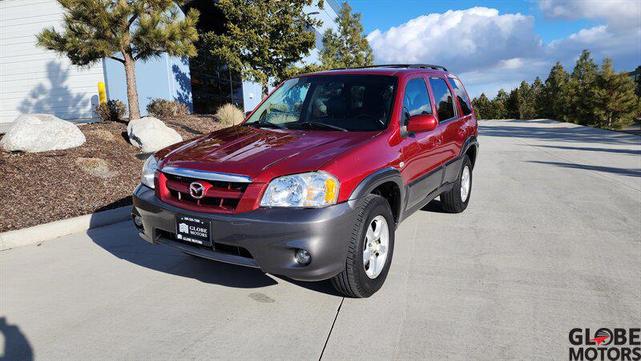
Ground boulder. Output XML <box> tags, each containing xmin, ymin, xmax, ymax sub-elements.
<box><xmin>127</xmin><ymin>116</ymin><xmax>182</xmax><ymax>153</ymax></box>
<box><xmin>0</xmin><ymin>114</ymin><xmax>86</xmax><ymax>153</ymax></box>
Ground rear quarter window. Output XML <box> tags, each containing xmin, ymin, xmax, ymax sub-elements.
<box><xmin>448</xmin><ymin>77</ymin><xmax>473</xmax><ymax>116</ymax></box>
<box><xmin>428</xmin><ymin>77</ymin><xmax>456</xmax><ymax>121</ymax></box>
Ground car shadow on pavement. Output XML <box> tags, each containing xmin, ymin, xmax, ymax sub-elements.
<box><xmin>87</xmin><ymin>222</ymin><xmax>343</xmax><ymax>296</ymax></box>
<box><xmin>275</xmin><ymin>277</ymin><xmax>344</xmax><ymax>297</ymax></box>
<box><xmin>420</xmin><ymin>199</ymin><xmax>449</xmax><ymax>213</ymax></box>
<box><xmin>87</xmin><ymin>223</ymin><xmax>279</xmax><ymax>289</ymax></box>
<box><xmin>0</xmin><ymin>317</ymin><xmax>33</xmax><ymax>361</ymax></box>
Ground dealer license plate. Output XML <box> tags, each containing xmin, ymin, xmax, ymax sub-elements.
<box><xmin>175</xmin><ymin>215</ymin><xmax>211</xmax><ymax>246</ymax></box>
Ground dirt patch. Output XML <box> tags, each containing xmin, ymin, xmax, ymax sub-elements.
<box><xmin>89</xmin><ymin>128</ymin><xmax>117</xmax><ymax>142</ymax></box>
<box><xmin>164</xmin><ymin>114</ymin><xmax>220</xmax><ymax>137</ymax></box>
<box><xmin>0</xmin><ymin>115</ymin><xmax>223</xmax><ymax>232</ymax></box>
<box><xmin>76</xmin><ymin>157</ymin><xmax>116</xmax><ymax>179</ymax></box>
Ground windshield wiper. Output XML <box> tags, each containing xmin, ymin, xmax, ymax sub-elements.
<box><xmin>246</xmin><ymin>121</ymin><xmax>286</xmax><ymax>129</ymax></box>
<box><xmin>292</xmin><ymin>121</ymin><xmax>348</xmax><ymax>132</ymax></box>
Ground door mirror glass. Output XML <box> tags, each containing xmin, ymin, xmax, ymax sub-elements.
<box><xmin>407</xmin><ymin>114</ymin><xmax>437</xmax><ymax>133</ymax></box>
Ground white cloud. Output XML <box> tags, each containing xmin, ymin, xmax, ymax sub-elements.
<box><xmin>366</xmin><ymin>5</ymin><xmax>641</xmax><ymax>98</ymax></box>
<box><xmin>539</xmin><ymin>0</ymin><xmax>641</xmax><ymax>30</ymax></box>
<box><xmin>367</xmin><ymin>7</ymin><xmax>543</xmax><ymax>74</ymax></box>
<box><xmin>548</xmin><ymin>25</ymin><xmax>641</xmax><ymax>69</ymax></box>
<box><xmin>459</xmin><ymin>58</ymin><xmax>550</xmax><ymax>98</ymax></box>
<box><xmin>498</xmin><ymin>58</ymin><xmax>525</xmax><ymax>70</ymax></box>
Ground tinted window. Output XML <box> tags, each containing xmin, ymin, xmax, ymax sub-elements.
<box><xmin>428</xmin><ymin>77</ymin><xmax>455</xmax><ymax>121</ymax></box>
<box><xmin>448</xmin><ymin>77</ymin><xmax>473</xmax><ymax>116</ymax></box>
<box><xmin>246</xmin><ymin>75</ymin><xmax>396</xmax><ymax>131</ymax></box>
<box><xmin>402</xmin><ymin>78</ymin><xmax>432</xmax><ymax>117</ymax></box>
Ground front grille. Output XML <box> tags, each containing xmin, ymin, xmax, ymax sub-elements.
<box><xmin>158</xmin><ymin>172</ymin><xmax>248</xmax><ymax>213</ymax></box>
<box><xmin>214</xmin><ymin>243</ymin><xmax>254</xmax><ymax>259</ymax></box>
<box><xmin>157</xmin><ymin>230</ymin><xmax>253</xmax><ymax>259</ymax></box>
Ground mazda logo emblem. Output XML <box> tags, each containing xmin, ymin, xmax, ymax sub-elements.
<box><xmin>189</xmin><ymin>182</ymin><xmax>206</xmax><ymax>199</ymax></box>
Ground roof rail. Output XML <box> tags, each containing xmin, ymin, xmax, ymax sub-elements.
<box><xmin>331</xmin><ymin>64</ymin><xmax>448</xmax><ymax>71</ymax></box>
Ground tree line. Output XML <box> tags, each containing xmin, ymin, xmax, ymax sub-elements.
<box><xmin>471</xmin><ymin>50</ymin><xmax>640</xmax><ymax>129</ymax></box>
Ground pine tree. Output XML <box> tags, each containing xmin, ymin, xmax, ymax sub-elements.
<box><xmin>531</xmin><ymin>77</ymin><xmax>544</xmax><ymax>118</ymax></box>
<box><xmin>204</xmin><ymin>0</ymin><xmax>322</xmax><ymax>97</ymax></box>
<box><xmin>567</xmin><ymin>49</ymin><xmax>599</xmax><ymax>124</ymax></box>
<box><xmin>517</xmin><ymin>80</ymin><xmax>537</xmax><ymax>119</ymax></box>
<box><xmin>634</xmin><ymin>66</ymin><xmax>641</xmax><ymax>97</ymax></box>
<box><xmin>472</xmin><ymin>93</ymin><xmax>492</xmax><ymax>119</ymax></box>
<box><xmin>36</xmin><ymin>0</ymin><xmax>199</xmax><ymax>120</ymax></box>
<box><xmin>492</xmin><ymin>89</ymin><xmax>509</xmax><ymax>119</ymax></box>
<box><xmin>592</xmin><ymin>58</ymin><xmax>639</xmax><ymax>129</ymax></box>
<box><xmin>280</xmin><ymin>63</ymin><xmax>325</xmax><ymax>82</ymax></box>
<box><xmin>320</xmin><ymin>2</ymin><xmax>373</xmax><ymax>69</ymax></box>
<box><xmin>541</xmin><ymin>62</ymin><xmax>570</xmax><ymax>120</ymax></box>
<box><xmin>506</xmin><ymin>88</ymin><xmax>520</xmax><ymax>119</ymax></box>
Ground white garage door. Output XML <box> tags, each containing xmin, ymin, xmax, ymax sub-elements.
<box><xmin>0</xmin><ymin>0</ymin><xmax>104</xmax><ymax>123</ymax></box>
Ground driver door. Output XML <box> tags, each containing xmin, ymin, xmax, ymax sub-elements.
<box><xmin>400</xmin><ymin>77</ymin><xmax>445</xmax><ymax>209</ymax></box>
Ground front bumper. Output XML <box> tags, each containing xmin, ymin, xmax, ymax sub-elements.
<box><xmin>132</xmin><ymin>185</ymin><xmax>358</xmax><ymax>281</ymax></box>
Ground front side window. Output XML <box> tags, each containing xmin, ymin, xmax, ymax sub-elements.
<box><xmin>402</xmin><ymin>78</ymin><xmax>432</xmax><ymax>117</ymax></box>
<box><xmin>428</xmin><ymin>77</ymin><xmax>456</xmax><ymax>121</ymax></box>
<box><xmin>245</xmin><ymin>75</ymin><xmax>396</xmax><ymax>131</ymax></box>
<box><xmin>448</xmin><ymin>77</ymin><xmax>473</xmax><ymax>116</ymax></box>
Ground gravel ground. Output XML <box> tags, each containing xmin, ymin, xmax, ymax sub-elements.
<box><xmin>0</xmin><ymin>115</ymin><xmax>221</xmax><ymax>232</ymax></box>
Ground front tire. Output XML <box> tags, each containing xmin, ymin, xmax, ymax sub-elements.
<box><xmin>440</xmin><ymin>155</ymin><xmax>473</xmax><ymax>213</ymax></box>
<box><xmin>331</xmin><ymin>195</ymin><xmax>395</xmax><ymax>298</ymax></box>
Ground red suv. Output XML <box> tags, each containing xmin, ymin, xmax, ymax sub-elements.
<box><xmin>132</xmin><ymin>64</ymin><xmax>478</xmax><ymax>297</ymax></box>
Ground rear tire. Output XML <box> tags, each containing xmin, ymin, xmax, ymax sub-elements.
<box><xmin>331</xmin><ymin>195</ymin><xmax>395</xmax><ymax>298</ymax></box>
<box><xmin>440</xmin><ymin>155</ymin><xmax>472</xmax><ymax>213</ymax></box>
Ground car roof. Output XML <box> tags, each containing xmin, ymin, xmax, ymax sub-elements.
<box><xmin>300</xmin><ymin>64</ymin><xmax>452</xmax><ymax>78</ymax></box>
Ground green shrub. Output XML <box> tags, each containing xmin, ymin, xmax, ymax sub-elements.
<box><xmin>146</xmin><ymin>98</ymin><xmax>189</xmax><ymax>118</ymax></box>
<box><xmin>215</xmin><ymin>103</ymin><xmax>244</xmax><ymax>126</ymax></box>
<box><xmin>95</xmin><ymin>100</ymin><xmax>126</xmax><ymax>122</ymax></box>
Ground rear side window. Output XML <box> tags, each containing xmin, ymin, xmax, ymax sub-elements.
<box><xmin>448</xmin><ymin>77</ymin><xmax>473</xmax><ymax>116</ymax></box>
<box><xmin>428</xmin><ymin>77</ymin><xmax>455</xmax><ymax>121</ymax></box>
<box><xmin>402</xmin><ymin>78</ymin><xmax>432</xmax><ymax>117</ymax></box>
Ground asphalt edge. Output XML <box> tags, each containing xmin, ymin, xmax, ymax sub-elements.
<box><xmin>0</xmin><ymin>206</ymin><xmax>131</xmax><ymax>251</ymax></box>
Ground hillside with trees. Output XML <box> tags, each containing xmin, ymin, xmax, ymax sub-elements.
<box><xmin>471</xmin><ymin>50</ymin><xmax>640</xmax><ymax>130</ymax></box>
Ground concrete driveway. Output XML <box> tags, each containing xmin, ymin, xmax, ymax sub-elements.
<box><xmin>2</xmin><ymin>119</ymin><xmax>640</xmax><ymax>360</ymax></box>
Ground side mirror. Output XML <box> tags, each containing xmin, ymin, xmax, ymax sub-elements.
<box><xmin>407</xmin><ymin>114</ymin><xmax>437</xmax><ymax>133</ymax></box>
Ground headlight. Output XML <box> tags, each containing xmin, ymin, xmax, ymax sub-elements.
<box><xmin>260</xmin><ymin>171</ymin><xmax>339</xmax><ymax>208</ymax></box>
<box><xmin>141</xmin><ymin>155</ymin><xmax>158</xmax><ymax>189</ymax></box>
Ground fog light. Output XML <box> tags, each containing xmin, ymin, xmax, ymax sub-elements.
<box><xmin>294</xmin><ymin>249</ymin><xmax>311</xmax><ymax>265</ymax></box>
<box><xmin>133</xmin><ymin>215</ymin><xmax>143</xmax><ymax>228</ymax></box>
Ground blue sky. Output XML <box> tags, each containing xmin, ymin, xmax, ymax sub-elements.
<box><xmin>347</xmin><ymin>0</ymin><xmax>641</xmax><ymax>98</ymax></box>
<box><xmin>351</xmin><ymin>0</ymin><xmax>598</xmax><ymax>43</ymax></box>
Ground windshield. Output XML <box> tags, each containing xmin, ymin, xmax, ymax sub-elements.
<box><xmin>245</xmin><ymin>75</ymin><xmax>397</xmax><ymax>131</ymax></box>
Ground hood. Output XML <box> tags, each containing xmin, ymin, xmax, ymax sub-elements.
<box><xmin>160</xmin><ymin>126</ymin><xmax>377</xmax><ymax>182</ymax></box>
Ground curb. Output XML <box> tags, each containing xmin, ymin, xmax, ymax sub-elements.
<box><xmin>0</xmin><ymin>206</ymin><xmax>131</xmax><ymax>251</ymax></box>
